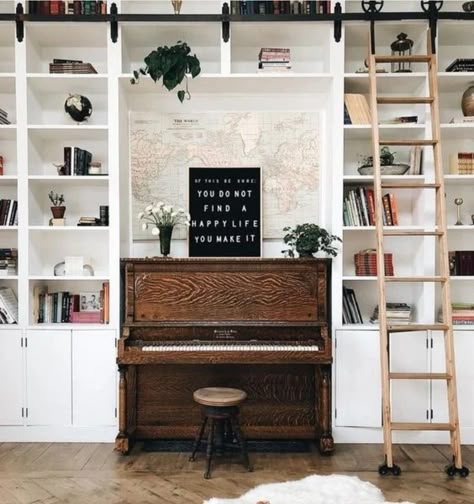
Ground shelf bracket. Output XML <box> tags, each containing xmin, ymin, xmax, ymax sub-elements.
<box><xmin>110</xmin><ymin>2</ymin><xmax>118</xmax><ymax>43</ymax></box>
<box><xmin>421</xmin><ymin>1</ymin><xmax>443</xmax><ymax>53</ymax></box>
<box><xmin>15</xmin><ymin>2</ymin><xmax>24</xmax><ymax>43</ymax></box>
<box><xmin>222</xmin><ymin>2</ymin><xmax>230</xmax><ymax>43</ymax></box>
<box><xmin>334</xmin><ymin>2</ymin><xmax>342</xmax><ymax>42</ymax></box>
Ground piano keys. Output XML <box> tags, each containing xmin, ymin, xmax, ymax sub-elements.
<box><xmin>116</xmin><ymin>258</ymin><xmax>334</xmax><ymax>455</ymax></box>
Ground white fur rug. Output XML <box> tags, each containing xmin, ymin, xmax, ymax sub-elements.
<box><xmin>203</xmin><ymin>474</ymin><xmax>415</xmax><ymax>504</ymax></box>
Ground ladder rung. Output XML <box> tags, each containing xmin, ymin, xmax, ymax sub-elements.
<box><xmin>380</xmin><ymin>182</ymin><xmax>440</xmax><ymax>189</ymax></box>
<box><xmin>383</xmin><ymin>230</ymin><xmax>443</xmax><ymax>237</ymax></box>
<box><xmin>377</xmin><ymin>97</ymin><xmax>434</xmax><ymax>105</ymax></box>
<box><xmin>384</xmin><ymin>276</ymin><xmax>447</xmax><ymax>283</ymax></box>
<box><xmin>389</xmin><ymin>372</ymin><xmax>451</xmax><ymax>380</ymax></box>
<box><xmin>379</xmin><ymin>140</ymin><xmax>438</xmax><ymax>147</ymax></box>
<box><xmin>375</xmin><ymin>55</ymin><xmax>431</xmax><ymax>64</ymax></box>
<box><xmin>388</xmin><ymin>324</ymin><xmax>450</xmax><ymax>332</ymax></box>
<box><xmin>390</xmin><ymin>422</ymin><xmax>454</xmax><ymax>431</ymax></box>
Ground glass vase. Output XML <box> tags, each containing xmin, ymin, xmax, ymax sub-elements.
<box><xmin>159</xmin><ymin>225</ymin><xmax>174</xmax><ymax>257</ymax></box>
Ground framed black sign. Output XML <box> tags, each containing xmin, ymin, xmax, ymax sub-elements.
<box><xmin>189</xmin><ymin>167</ymin><xmax>261</xmax><ymax>257</ymax></box>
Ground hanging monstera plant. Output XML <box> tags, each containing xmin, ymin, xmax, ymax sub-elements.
<box><xmin>131</xmin><ymin>41</ymin><xmax>201</xmax><ymax>103</ymax></box>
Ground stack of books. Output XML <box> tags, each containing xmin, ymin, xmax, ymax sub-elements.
<box><xmin>258</xmin><ymin>47</ymin><xmax>291</xmax><ymax>73</ymax></box>
<box><xmin>0</xmin><ymin>108</ymin><xmax>11</xmax><ymax>125</ymax></box>
<box><xmin>0</xmin><ymin>287</ymin><xmax>18</xmax><ymax>324</ymax></box>
<box><xmin>380</xmin><ymin>115</ymin><xmax>418</xmax><ymax>124</ymax></box>
<box><xmin>370</xmin><ymin>303</ymin><xmax>412</xmax><ymax>325</ymax></box>
<box><xmin>449</xmin><ymin>251</ymin><xmax>474</xmax><ymax>276</ymax></box>
<box><xmin>0</xmin><ymin>248</ymin><xmax>17</xmax><ymax>276</ymax></box>
<box><xmin>448</xmin><ymin>303</ymin><xmax>474</xmax><ymax>325</ymax></box>
<box><xmin>343</xmin><ymin>188</ymin><xmax>399</xmax><ymax>227</ymax></box>
<box><xmin>344</xmin><ymin>94</ymin><xmax>371</xmax><ymax>124</ymax></box>
<box><xmin>61</xmin><ymin>146</ymin><xmax>93</xmax><ymax>176</ymax></box>
<box><xmin>449</xmin><ymin>152</ymin><xmax>474</xmax><ymax>174</ymax></box>
<box><xmin>446</xmin><ymin>58</ymin><xmax>474</xmax><ymax>72</ymax></box>
<box><xmin>49</xmin><ymin>59</ymin><xmax>97</xmax><ymax>74</ymax></box>
<box><xmin>28</xmin><ymin>1</ymin><xmax>107</xmax><ymax>15</ymax></box>
<box><xmin>342</xmin><ymin>286</ymin><xmax>363</xmax><ymax>324</ymax></box>
<box><xmin>354</xmin><ymin>249</ymin><xmax>394</xmax><ymax>276</ymax></box>
<box><xmin>77</xmin><ymin>216</ymin><xmax>101</xmax><ymax>226</ymax></box>
<box><xmin>231</xmin><ymin>1</ymin><xmax>331</xmax><ymax>15</ymax></box>
<box><xmin>0</xmin><ymin>199</ymin><xmax>18</xmax><ymax>226</ymax></box>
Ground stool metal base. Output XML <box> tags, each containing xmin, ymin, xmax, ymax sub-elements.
<box><xmin>189</xmin><ymin>405</ymin><xmax>253</xmax><ymax>479</ymax></box>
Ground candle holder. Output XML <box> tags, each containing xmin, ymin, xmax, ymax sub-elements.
<box><xmin>454</xmin><ymin>198</ymin><xmax>464</xmax><ymax>225</ymax></box>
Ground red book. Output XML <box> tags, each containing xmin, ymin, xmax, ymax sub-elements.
<box><xmin>0</xmin><ymin>156</ymin><xmax>3</xmax><ymax>176</ymax></box>
<box><xmin>388</xmin><ymin>193</ymin><xmax>399</xmax><ymax>226</ymax></box>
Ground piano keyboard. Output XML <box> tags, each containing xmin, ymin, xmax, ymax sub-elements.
<box><xmin>140</xmin><ymin>344</ymin><xmax>319</xmax><ymax>352</ymax></box>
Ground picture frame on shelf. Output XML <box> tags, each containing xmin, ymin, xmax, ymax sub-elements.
<box><xmin>79</xmin><ymin>292</ymin><xmax>101</xmax><ymax>312</ymax></box>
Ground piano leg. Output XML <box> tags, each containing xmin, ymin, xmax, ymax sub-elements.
<box><xmin>115</xmin><ymin>365</ymin><xmax>132</xmax><ymax>455</ymax></box>
<box><xmin>318</xmin><ymin>364</ymin><xmax>334</xmax><ymax>455</ymax></box>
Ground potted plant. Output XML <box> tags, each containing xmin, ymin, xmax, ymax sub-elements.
<box><xmin>357</xmin><ymin>146</ymin><xmax>409</xmax><ymax>175</ymax></box>
<box><xmin>131</xmin><ymin>41</ymin><xmax>201</xmax><ymax>103</ymax></box>
<box><xmin>49</xmin><ymin>191</ymin><xmax>65</xmax><ymax>218</ymax></box>
<box><xmin>282</xmin><ymin>223</ymin><xmax>341</xmax><ymax>258</ymax></box>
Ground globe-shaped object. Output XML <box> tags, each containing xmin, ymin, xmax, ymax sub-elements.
<box><xmin>64</xmin><ymin>94</ymin><xmax>93</xmax><ymax>123</ymax></box>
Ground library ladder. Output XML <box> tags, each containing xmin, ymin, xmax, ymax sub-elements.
<box><xmin>367</xmin><ymin>30</ymin><xmax>469</xmax><ymax>477</ymax></box>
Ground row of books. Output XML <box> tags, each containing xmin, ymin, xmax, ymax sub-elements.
<box><xmin>33</xmin><ymin>282</ymin><xmax>109</xmax><ymax>324</ymax></box>
<box><xmin>0</xmin><ymin>287</ymin><xmax>18</xmax><ymax>324</ymax></box>
<box><xmin>258</xmin><ymin>47</ymin><xmax>291</xmax><ymax>72</ymax></box>
<box><xmin>354</xmin><ymin>249</ymin><xmax>394</xmax><ymax>276</ymax></box>
<box><xmin>0</xmin><ymin>108</ymin><xmax>11</xmax><ymax>125</ymax></box>
<box><xmin>28</xmin><ymin>1</ymin><xmax>107</xmax><ymax>15</ymax></box>
<box><xmin>342</xmin><ymin>286</ymin><xmax>363</xmax><ymax>324</ymax></box>
<box><xmin>446</xmin><ymin>58</ymin><xmax>474</xmax><ymax>72</ymax></box>
<box><xmin>0</xmin><ymin>199</ymin><xmax>18</xmax><ymax>226</ymax></box>
<box><xmin>344</xmin><ymin>94</ymin><xmax>370</xmax><ymax>125</ymax></box>
<box><xmin>230</xmin><ymin>1</ymin><xmax>331</xmax><ymax>15</ymax></box>
<box><xmin>343</xmin><ymin>187</ymin><xmax>399</xmax><ymax>227</ymax></box>
<box><xmin>450</xmin><ymin>303</ymin><xmax>474</xmax><ymax>325</ymax></box>
<box><xmin>49</xmin><ymin>59</ymin><xmax>97</xmax><ymax>74</ymax></box>
<box><xmin>0</xmin><ymin>248</ymin><xmax>17</xmax><ymax>276</ymax></box>
<box><xmin>449</xmin><ymin>251</ymin><xmax>474</xmax><ymax>276</ymax></box>
<box><xmin>370</xmin><ymin>303</ymin><xmax>412</xmax><ymax>324</ymax></box>
<box><xmin>449</xmin><ymin>152</ymin><xmax>474</xmax><ymax>174</ymax></box>
<box><xmin>61</xmin><ymin>147</ymin><xmax>93</xmax><ymax>176</ymax></box>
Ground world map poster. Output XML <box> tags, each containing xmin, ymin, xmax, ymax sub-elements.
<box><xmin>129</xmin><ymin>111</ymin><xmax>320</xmax><ymax>240</ymax></box>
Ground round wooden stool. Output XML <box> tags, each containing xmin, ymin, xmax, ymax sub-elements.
<box><xmin>189</xmin><ymin>387</ymin><xmax>252</xmax><ymax>479</ymax></box>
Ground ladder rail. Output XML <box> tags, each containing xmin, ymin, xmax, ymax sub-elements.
<box><xmin>368</xmin><ymin>39</ymin><xmax>393</xmax><ymax>469</ymax></box>
<box><xmin>427</xmin><ymin>32</ymin><xmax>463</xmax><ymax>469</ymax></box>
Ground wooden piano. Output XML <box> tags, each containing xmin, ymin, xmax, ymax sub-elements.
<box><xmin>116</xmin><ymin>258</ymin><xmax>334</xmax><ymax>454</ymax></box>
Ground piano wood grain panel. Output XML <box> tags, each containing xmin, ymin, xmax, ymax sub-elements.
<box><xmin>134</xmin><ymin>271</ymin><xmax>321</xmax><ymax>322</ymax></box>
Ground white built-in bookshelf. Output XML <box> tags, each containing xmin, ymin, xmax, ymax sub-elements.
<box><xmin>0</xmin><ymin>0</ymin><xmax>473</xmax><ymax>444</ymax></box>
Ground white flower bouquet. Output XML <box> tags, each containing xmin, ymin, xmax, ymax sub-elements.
<box><xmin>137</xmin><ymin>202</ymin><xmax>191</xmax><ymax>237</ymax></box>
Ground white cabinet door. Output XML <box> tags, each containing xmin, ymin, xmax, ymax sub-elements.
<box><xmin>72</xmin><ymin>330</ymin><xmax>116</xmax><ymax>426</ymax></box>
<box><xmin>390</xmin><ymin>331</ymin><xmax>430</xmax><ymax>423</ymax></box>
<box><xmin>0</xmin><ymin>329</ymin><xmax>23</xmax><ymax>425</ymax></box>
<box><xmin>432</xmin><ymin>330</ymin><xmax>474</xmax><ymax>431</ymax></box>
<box><xmin>335</xmin><ymin>330</ymin><xmax>381</xmax><ymax>427</ymax></box>
<box><xmin>26</xmin><ymin>330</ymin><xmax>71</xmax><ymax>426</ymax></box>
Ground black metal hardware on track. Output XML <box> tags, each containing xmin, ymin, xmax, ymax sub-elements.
<box><xmin>1</xmin><ymin>1</ymin><xmax>474</xmax><ymax>44</ymax></box>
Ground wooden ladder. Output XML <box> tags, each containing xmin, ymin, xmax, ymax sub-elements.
<box><xmin>367</xmin><ymin>30</ymin><xmax>469</xmax><ymax>477</ymax></box>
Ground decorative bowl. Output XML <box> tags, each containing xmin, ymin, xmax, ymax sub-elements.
<box><xmin>357</xmin><ymin>163</ymin><xmax>410</xmax><ymax>176</ymax></box>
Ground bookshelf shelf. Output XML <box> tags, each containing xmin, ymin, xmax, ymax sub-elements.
<box><xmin>438</xmin><ymin>72</ymin><xmax>474</xmax><ymax>93</ymax></box>
<box><xmin>0</xmin><ymin>275</ymin><xmax>17</xmax><ymax>280</ymax></box>
<box><xmin>29</xmin><ymin>276</ymin><xmax>110</xmax><ymax>281</ymax></box>
<box><xmin>440</xmin><ymin>123</ymin><xmax>474</xmax><ymax>140</ymax></box>
<box><xmin>343</xmin><ymin>175</ymin><xmax>426</xmax><ymax>183</ymax></box>
<box><xmin>342</xmin><ymin>276</ymin><xmax>377</xmax><ymax>281</ymax></box>
<box><xmin>0</xmin><ymin>226</ymin><xmax>18</xmax><ymax>230</ymax></box>
<box><xmin>28</xmin><ymin>323</ymin><xmax>110</xmax><ymax>330</ymax></box>
<box><xmin>29</xmin><ymin>226</ymin><xmax>109</xmax><ymax>231</ymax></box>
<box><xmin>0</xmin><ymin>176</ymin><xmax>18</xmax><ymax>185</ymax></box>
<box><xmin>444</xmin><ymin>175</ymin><xmax>474</xmax><ymax>184</ymax></box>
<box><xmin>450</xmin><ymin>276</ymin><xmax>474</xmax><ymax>281</ymax></box>
<box><xmin>447</xmin><ymin>225</ymin><xmax>474</xmax><ymax>230</ymax></box>
<box><xmin>344</xmin><ymin>72</ymin><xmax>426</xmax><ymax>94</ymax></box>
<box><xmin>28</xmin><ymin>175</ymin><xmax>109</xmax><ymax>182</ymax></box>
<box><xmin>27</xmin><ymin>124</ymin><xmax>108</xmax><ymax>131</ymax></box>
<box><xmin>343</xmin><ymin>225</ymin><xmax>428</xmax><ymax>232</ymax></box>
<box><xmin>344</xmin><ymin>123</ymin><xmax>426</xmax><ymax>140</ymax></box>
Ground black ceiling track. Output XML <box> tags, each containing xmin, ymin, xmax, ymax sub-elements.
<box><xmin>1</xmin><ymin>1</ymin><xmax>473</xmax><ymax>44</ymax></box>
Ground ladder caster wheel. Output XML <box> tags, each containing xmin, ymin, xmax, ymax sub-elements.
<box><xmin>392</xmin><ymin>464</ymin><xmax>402</xmax><ymax>476</ymax></box>
<box><xmin>378</xmin><ymin>464</ymin><xmax>389</xmax><ymax>476</ymax></box>
<box><xmin>446</xmin><ymin>464</ymin><xmax>456</xmax><ymax>477</ymax></box>
<box><xmin>459</xmin><ymin>466</ymin><xmax>470</xmax><ymax>478</ymax></box>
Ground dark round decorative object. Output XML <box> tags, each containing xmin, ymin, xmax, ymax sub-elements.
<box><xmin>462</xmin><ymin>1</ymin><xmax>474</xmax><ymax>12</ymax></box>
<box><xmin>64</xmin><ymin>94</ymin><xmax>93</xmax><ymax>123</ymax></box>
<box><xmin>461</xmin><ymin>85</ymin><xmax>474</xmax><ymax>116</ymax></box>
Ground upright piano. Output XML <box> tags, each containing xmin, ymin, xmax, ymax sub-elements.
<box><xmin>116</xmin><ymin>258</ymin><xmax>333</xmax><ymax>454</ymax></box>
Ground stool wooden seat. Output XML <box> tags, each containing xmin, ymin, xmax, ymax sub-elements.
<box><xmin>189</xmin><ymin>387</ymin><xmax>252</xmax><ymax>479</ymax></box>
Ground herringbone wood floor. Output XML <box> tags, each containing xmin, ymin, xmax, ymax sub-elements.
<box><xmin>0</xmin><ymin>443</ymin><xmax>472</xmax><ymax>504</ymax></box>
